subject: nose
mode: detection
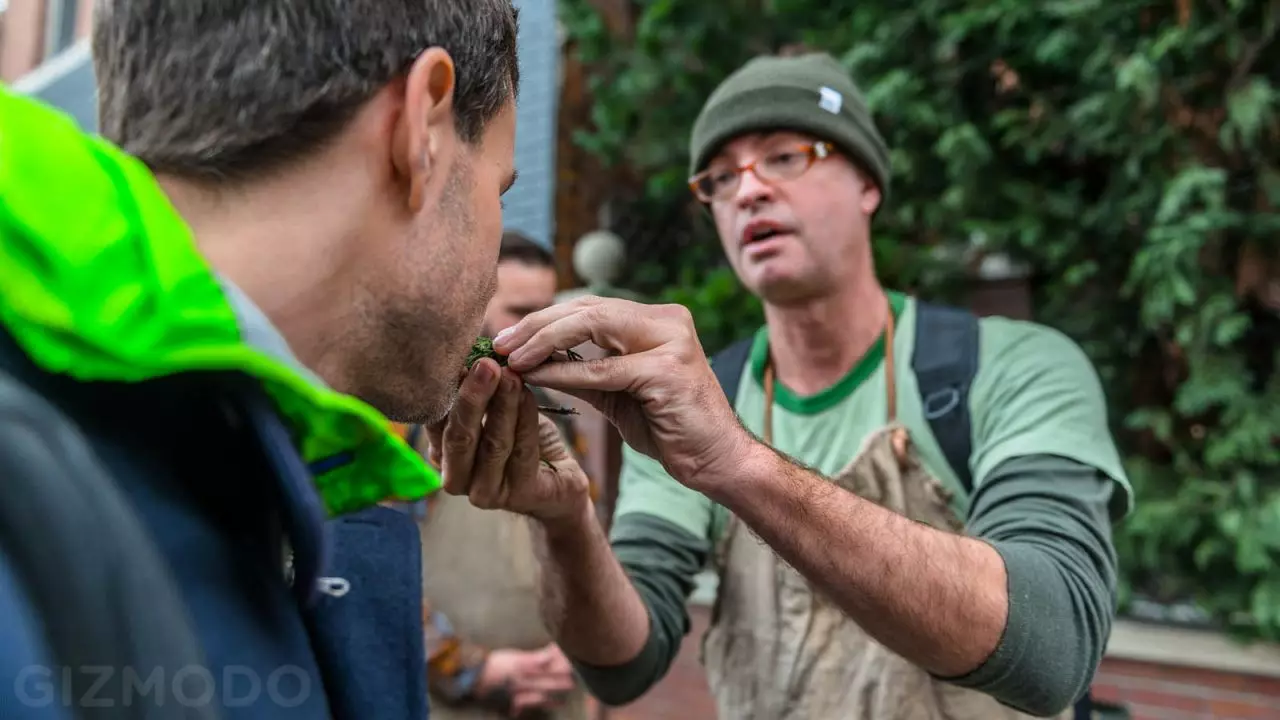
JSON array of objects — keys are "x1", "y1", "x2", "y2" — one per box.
[{"x1": 734, "y1": 166, "x2": 774, "y2": 209}]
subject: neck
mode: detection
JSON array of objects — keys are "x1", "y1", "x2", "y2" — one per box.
[
  {"x1": 157, "y1": 171, "x2": 369, "y2": 384},
  {"x1": 763, "y1": 278, "x2": 890, "y2": 396}
]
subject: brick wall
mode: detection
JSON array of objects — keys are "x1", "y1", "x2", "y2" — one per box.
[
  {"x1": 587, "y1": 606, "x2": 1280, "y2": 720},
  {"x1": 1092, "y1": 658, "x2": 1280, "y2": 720},
  {"x1": 585, "y1": 604, "x2": 716, "y2": 720}
]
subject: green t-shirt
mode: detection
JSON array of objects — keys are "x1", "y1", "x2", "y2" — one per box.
[
  {"x1": 573, "y1": 292, "x2": 1131, "y2": 716},
  {"x1": 612, "y1": 292, "x2": 1131, "y2": 544}
]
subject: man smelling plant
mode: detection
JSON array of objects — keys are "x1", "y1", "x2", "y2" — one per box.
[{"x1": 411, "y1": 231, "x2": 591, "y2": 720}]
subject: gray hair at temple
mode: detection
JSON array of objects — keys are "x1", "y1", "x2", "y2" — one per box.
[{"x1": 91, "y1": 0, "x2": 520, "y2": 185}]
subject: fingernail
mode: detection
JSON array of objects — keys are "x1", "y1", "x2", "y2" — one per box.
[
  {"x1": 474, "y1": 361, "x2": 494, "y2": 382},
  {"x1": 494, "y1": 327, "x2": 514, "y2": 346}
]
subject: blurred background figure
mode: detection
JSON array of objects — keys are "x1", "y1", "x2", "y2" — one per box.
[{"x1": 484, "y1": 231, "x2": 560, "y2": 336}]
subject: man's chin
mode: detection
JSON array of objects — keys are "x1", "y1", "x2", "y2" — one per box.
[
  {"x1": 411, "y1": 381, "x2": 459, "y2": 427},
  {"x1": 358, "y1": 375, "x2": 458, "y2": 427},
  {"x1": 751, "y1": 272, "x2": 824, "y2": 306},
  {"x1": 438, "y1": 380, "x2": 461, "y2": 419}
]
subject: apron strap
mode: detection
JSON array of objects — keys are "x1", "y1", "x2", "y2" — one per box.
[
  {"x1": 763, "y1": 363, "x2": 776, "y2": 446},
  {"x1": 884, "y1": 296, "x2": 897, "y2": 423}
]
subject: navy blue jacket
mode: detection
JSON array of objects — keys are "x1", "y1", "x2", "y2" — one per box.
[{"x1": 0, "y1": 327, "x2": 429, "y2": 720}]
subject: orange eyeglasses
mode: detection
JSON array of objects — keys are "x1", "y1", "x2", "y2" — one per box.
[{"x1": 688, "y1": 141, "x2": 833, "y2": 203}]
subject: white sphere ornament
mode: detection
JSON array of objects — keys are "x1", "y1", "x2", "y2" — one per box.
[{"x1": 573, "y1": 230, "x2": 626, "y2": 288}]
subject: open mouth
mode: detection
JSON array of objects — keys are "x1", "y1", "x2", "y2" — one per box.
[
  {"x1": 748, "y1": 227, "x2": 784, "y2": 243},
  {"x1": 742, "y1": 221, "x2": 791, "y2": 249}
]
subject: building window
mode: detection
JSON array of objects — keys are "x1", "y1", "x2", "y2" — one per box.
[{"x1": 44, "y1": 0, "x2": 80, "y2": 59}]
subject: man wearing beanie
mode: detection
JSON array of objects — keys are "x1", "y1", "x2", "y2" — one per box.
[{"x1": 423, "y1": 52, "x2": 1128, "y2": 720}]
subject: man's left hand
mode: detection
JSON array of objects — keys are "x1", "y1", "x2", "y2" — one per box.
[
  {"x1": 424, "y1": 359, "x2": 591, "y2": 522},
  {"x1": 494, "y1": 295, "x2": 751, "y2": 491}
]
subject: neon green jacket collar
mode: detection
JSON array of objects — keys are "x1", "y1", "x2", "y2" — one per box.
[{"x1": 0, "y1": 87, "x2": 440, "y2": 515}]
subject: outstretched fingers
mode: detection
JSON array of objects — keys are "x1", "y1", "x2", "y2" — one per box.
[{"x1": 520, "y1": 352, "x2": 654, "y2": 395}]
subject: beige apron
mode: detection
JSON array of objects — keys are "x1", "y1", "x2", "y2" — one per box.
[
  {"x1": 418, "y1": 494, "x2": 589, "y2": 720},
  {"x1": 700, "y1": 307, "x2": 1070, "y2": 720}
]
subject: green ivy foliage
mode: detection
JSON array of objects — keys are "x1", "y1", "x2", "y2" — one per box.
[{"x1": 560, "y1": 0, "x2": 1280, "y2": 642}]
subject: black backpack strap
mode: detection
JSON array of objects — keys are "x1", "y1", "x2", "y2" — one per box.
[
  {"x1": 911, "y1": 301, "x2": 980, "y2": 494},
  {"x1": 710, "y1": 336, "x2": 754, "y2": 407}
]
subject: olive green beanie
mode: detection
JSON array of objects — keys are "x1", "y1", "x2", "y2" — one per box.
[{"x1": 688, "y1": 52, "x2": 891, "y2": 200}]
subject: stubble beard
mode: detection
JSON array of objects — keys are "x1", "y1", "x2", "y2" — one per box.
[{"x1": 369, "y1": 165, "x2": 489, "y2": 425}]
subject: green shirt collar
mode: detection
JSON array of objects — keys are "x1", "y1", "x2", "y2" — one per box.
[{"x1": 749, "y1": 290, "x2": 908, "y2": 415}]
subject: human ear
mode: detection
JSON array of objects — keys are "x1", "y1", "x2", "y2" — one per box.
[
  {"x1": 392, "y1": 48, "x2": 458, "y2": 213},
  {"x1": 860, "y1": 179, "x2": 882, "y2": 216}
]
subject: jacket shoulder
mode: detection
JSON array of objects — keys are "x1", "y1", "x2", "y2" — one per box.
[{"x1": 0, "y1": 368, "x2": 215, "y2": 719}]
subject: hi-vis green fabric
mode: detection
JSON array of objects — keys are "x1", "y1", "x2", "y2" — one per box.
[{"x1": 0, "y1": 87, "x2": 441, "y2": 515}]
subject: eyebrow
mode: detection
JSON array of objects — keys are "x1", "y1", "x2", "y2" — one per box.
[
  {"x1": 502, "y1": 170, "x2": 519, "y2": 195},
  {"x1": 710, "y1": 132, "x2": 795, "y2": 167}
]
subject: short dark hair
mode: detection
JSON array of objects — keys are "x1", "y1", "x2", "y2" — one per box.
[
  {"x1": 92, "y1": 0, "x2": 520, "y2": 184},
  {"x1": 499, "y1": 230, "x2": 556, "y2": 269}
]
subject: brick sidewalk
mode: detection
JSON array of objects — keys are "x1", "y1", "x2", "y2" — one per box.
[{"x1": 584, "y1": 605, "x2": 1280, "y2": 720}]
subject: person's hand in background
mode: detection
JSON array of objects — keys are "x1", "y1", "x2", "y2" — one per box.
[{"x1": 476, "y1": 644, "x2": 576, "y2": 717}]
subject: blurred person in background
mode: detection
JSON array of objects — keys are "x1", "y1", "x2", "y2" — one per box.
[
  {"x1": 484, "y1": 232, "x2": 562, "y2": 339},
  {"x1": 0, "y1": 1, "x2": 524, "y2": 718},
  {"x1": 426, "y1": 51, "x2": 1132, "y2": 720},
  {"x1": 407, "y1": 231, "x2": 590, "y2": 720}
]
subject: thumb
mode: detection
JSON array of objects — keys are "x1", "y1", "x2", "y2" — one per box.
[{"x1": 526, "y1": 643, "x2": 556, "y2": 664}]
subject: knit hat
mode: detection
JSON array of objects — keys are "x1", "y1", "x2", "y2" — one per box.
[{"x1": 688, "y1": 52, "x2": 891, "y2": 200}]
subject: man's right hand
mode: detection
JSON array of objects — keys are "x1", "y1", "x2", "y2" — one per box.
[
  {"x1": 475, "y1": 644, "x2": 577, "y2": 717},
  {"x1": 495, "y1": 296, "x2": 753, "y2": 494},
  {"x1": 426, "y1": 357, "x2": 592, "y2": 525}
]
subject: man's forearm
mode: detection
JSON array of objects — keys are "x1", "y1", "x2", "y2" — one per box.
[
  {"x1": 530, "y1": 497, "x2": 651, "y2": 667},
  {"x1": 704, "y1": 442, "x2": 1007, "y2": 678}
]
